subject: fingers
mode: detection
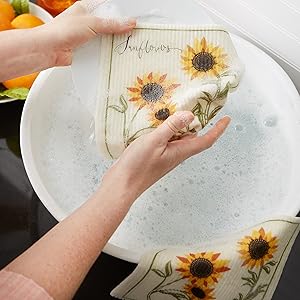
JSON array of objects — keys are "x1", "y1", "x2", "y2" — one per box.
[
  {"x1": 59, "y1": 1, "x2": 136, "y2": 34},
  {"x1": 84, "y1": 16, "x2": 136, "y2": 34},
  {"x1": 181, "y1": 116, "x2": 231, "y2": 157},
  {"x1": 81, "y1": 0, "x2": 108, "y2": 13},
  {"x1": 151, "y1": 111, "x2": 195, "y2": 145}
]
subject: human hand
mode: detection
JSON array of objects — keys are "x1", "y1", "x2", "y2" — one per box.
[
  {"x1": 42, "y1": 0, "x2": 136, "y2": 66},
  {"x1": 102, "y1": 112, "x2": 231, "y2": 201}
]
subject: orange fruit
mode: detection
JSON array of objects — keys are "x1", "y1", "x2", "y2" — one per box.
[
  {"x1": 11, "y1": 14, "x2": 44, "y2": 29},
  {"x1": 0, "y1": 0, "x2": 15, "y2": 21},
  {"x1": 0, "y1": 12, "x2": 12, "y2": 31},
  {"x1": 3, "y1": 72, "x2": 39, "y2": 89}
]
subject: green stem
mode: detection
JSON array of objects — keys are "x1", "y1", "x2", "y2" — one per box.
[
  {"x1": 123, "y1": 250, "x2": 165, "y2": 298},
  {"x1": 147, "y1": 277, "x2": 185, "y2": 299},
  {"x1": 125, "y1": 107, "x2": 141, "y2": 141},
  {"x1": 123, "y1": 112, "x2": 127, "y2": 147},
  {"x1": 126, "y1": 126, "x2": 155, "y2": 145},
  {"x1": 204, "y1": 100, "x2": 212, "y2": 125},
  {"x1": 244, "y1": 266, "x2": 263, "y2": 300},
  {"x1": 147, "y1": 277, "x2": 167, "y2": 300}
]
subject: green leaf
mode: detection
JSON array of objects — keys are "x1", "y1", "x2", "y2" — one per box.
[
  {"x1": 242, "y1": 282, "x2": 253, "y2": 287},
  {"x1": 241, "y1": 277, "x2": 255, "y2": 285},
  {"x1": 151, "y1": 269, "x2": 165, "y2": 278},
  {"x1": 0, "y1": 88, "x2": 29, "y2": 100},
  {"x1": 208, "y1": 105, "x2": 222, "y2": 121},
  {"x1": 11, "y1": 0, "x2": 30, "y2": 15},
  {"x1": 218, "y1": 82, "x2": 230, "y2": 99},
  {"x1": 262, "y1": 265, "x2": 271, "y2": 274},
  {"x1": 238, "y1": 293, "x2": 244, "y2": 300},
  {"x1": 266, "y1": 260, "x2": 277, "y2": 266},
  {"x1": 247, "y1": 269, "x2": 258, "y2": 281},
  {"x1": 119, "y1": 95, "x2": 128, "y2": 111},
  {"x1": 159, "y1": 289, "x2": 189, "y2": 300},
  {"x1": 108, "y1": 105, "x2": 125, "y2": 113},
  {"x1": 202, "y1": 91, "x2": 213, "y2": 102},
  {"x1": 164, "y1": 260, "x2": 173, "y2": 277}
]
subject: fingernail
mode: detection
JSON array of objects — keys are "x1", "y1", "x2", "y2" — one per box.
[
  {"x1": 174, "y1": 111, "x2": 195, "y2": 126},
  {"x1": 222, "y1": 115, "x2": 232, "y2": 123}
]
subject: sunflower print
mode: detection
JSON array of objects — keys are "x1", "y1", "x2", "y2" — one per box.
[
  {"x1": 127, "y1": 72, "x2": 180, "y2": 108},
  {"x1": 238, "y1": 227, "x2": 278, "y2": 269},
  {"x1": 184, "y1": 283, "x2": 215, "y2": 300},
  {"x1": 176, "y1": 252, "x2": 230, "y2": 287},
  {"x1": 181, "y1": 37, "x2": 228, "y2": 80},
  {"x1": 148, "y1": 101, "x2": 177, "y2": 127}
]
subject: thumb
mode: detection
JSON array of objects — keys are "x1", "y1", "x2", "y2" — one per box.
[{"x1": 152, "y1": 111, "x2": 195, "y2": 144}]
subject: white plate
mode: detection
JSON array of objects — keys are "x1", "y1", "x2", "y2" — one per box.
[
  {"x1": 21, "y1": 3, "x2": 300, "y2": 263},
  {"x1": 0, "y1": 3, "x2": 53, "y2": 104}
]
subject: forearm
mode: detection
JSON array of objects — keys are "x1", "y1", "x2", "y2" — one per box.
[
  {"x1": 5, "y1": 181, "x2": 136, "y2": 300},
  {"x1": 0, "y1": 26, "x2": 57, "y2": 82}
]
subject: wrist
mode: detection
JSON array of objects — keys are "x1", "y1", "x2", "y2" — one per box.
[
  {"x1": 34, "y1": 24, "x2": 65, "y2": 68},
  {"x1": 98, "y1": 172, "x2": 141, "y2": 206}
]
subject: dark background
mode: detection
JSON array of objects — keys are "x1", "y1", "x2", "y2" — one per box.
[{"x1": 1, "y1": 1, "x2": 300, "y2": 298}]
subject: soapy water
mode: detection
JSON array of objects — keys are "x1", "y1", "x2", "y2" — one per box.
[{"x1": 31, "y1": 66, "x2": 299, "y2": 254}]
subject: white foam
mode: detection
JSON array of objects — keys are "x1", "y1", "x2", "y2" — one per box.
[{"x1": 32, "y1": 65, "x2": 299, "y2": 254}]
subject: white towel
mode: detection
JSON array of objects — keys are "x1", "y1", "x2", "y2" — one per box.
[
  {"x1": 111, "y1": 216, "x2": 300, "y2": 300},
  {"x1": 95, "y1": 24, "x2": 244, "y2": 159}
]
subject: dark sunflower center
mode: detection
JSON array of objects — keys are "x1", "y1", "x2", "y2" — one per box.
[
  {"x1": 141, "y1": 83, "x2": 164, "y2": 103},
  {"x1": 190, "y1": 258, "x2": 214, "y2": 278},
  {"x1": 249, "y1": 239, "x2": 270, "y2": 260},
  {"x1": 191, "y1": 287, "x2": 206, "y2": 299},
  {"x1": 155, "y1": 108, "x2": 170, "y2": 121},
  {"x1": 192, "y1": 51, "x2": 215, "y2": 72}
]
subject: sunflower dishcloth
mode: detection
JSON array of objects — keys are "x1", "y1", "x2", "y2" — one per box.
[
  {"x1": 111, "y1": 216, "x2": 300, "y2": 300},
  {"x1": 95, "y1": 24, "x2": 244, "y2": 159}
]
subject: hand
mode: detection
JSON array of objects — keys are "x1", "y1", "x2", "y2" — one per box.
[
  {"x1": 42, "y1": 0, "x2": 136, "y2": 66},
  {"x1": 102, "y1": 112, "x2": 231, "y2": 200}
]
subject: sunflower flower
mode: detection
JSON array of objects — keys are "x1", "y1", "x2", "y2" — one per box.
[
  {"x1": 148, "y1": 101, "x2": 177, "y2": 127},
  {"x1": 181, "y1": 37, "x2": 228, "y2": 80},
  {"x1": 238, "y1": 227, "x2": 278, "y2": 269},
  {"x1": 176, "y1": 252, "x2": 230, "y2": 287},
  {"x1": 184, "y1": 283, "x2": 215, "y2": 300},
  {"x1": 127, "y1": 72, "x2": 180, "y2": 108}
]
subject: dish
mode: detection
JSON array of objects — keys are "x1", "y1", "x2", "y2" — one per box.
[
  {"x1": 21, "y1": 32, "x2": 300, "y2": 262},
  {"x1": 0, "y1": 2, "x2": 53, "y2": 104}
]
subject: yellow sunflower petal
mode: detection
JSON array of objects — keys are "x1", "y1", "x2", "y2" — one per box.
[
  {"x1": 259, "y1": 228, "x2": 266, "y2": 238},
  {"x1": 137, "y1": 76, "x2": 143, "y2": 85},
  {"x1": 200, "y1": 37, "x2": 207, "y2": 51}
]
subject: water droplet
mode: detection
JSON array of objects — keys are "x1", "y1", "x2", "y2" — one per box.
[
  {"x1": 234, "y1": 212, "x2": 240, "y2": 218},
  {"x1": 264, "y1": 116, "x2": 278, "y2": 127},
  {"x1": 164, "y1": 187, "x2": 168, "y2": 192},
  {"x1": 235, "y1": 124, "x2": 243, "y2": 131}
]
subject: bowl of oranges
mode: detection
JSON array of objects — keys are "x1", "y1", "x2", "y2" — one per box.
[{"x1": 0, "y1": 0, "x2": 53, "y2": 103}]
